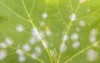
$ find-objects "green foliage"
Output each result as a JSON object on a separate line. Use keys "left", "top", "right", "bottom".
{"left": 0, "top": 0, "right": 100, "bottom": 63}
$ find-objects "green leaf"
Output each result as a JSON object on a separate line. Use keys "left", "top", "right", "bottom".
{"left": 0, "top": 0, "right": 100, "bottom": 63}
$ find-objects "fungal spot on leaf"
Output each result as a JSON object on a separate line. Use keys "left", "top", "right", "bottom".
{"left": 72, "top": 41, "right": 80, "bottom": 49}
{"left": 5, "top": 38, "right": 13, "bottom": 46}
{"left": 32, "top": 27, "right": 40, "bottom": 40}
{"left": 92, "top": 41, "right": 99, "bottom": 47}
{"left": 16, "top": 49, "right": 26, "bottom": 62}
{"left": 42, "top": 40, "right": 48, "bottom": 48}
{"left": 16, "top": 25, "right": 25, "bottom": 33}
{"left": 31, "top": 52, "right": 37, "bottom": 59}
{"left": 29, "top": 37, "right": 38, "bottom": 45}
{"left": 45, "top": 26, "right": 52, "bottom": 36}
{"left": 40, "top": 21, "right": 46, "bottom": 27}
{"left": 39, "top": 31, "right": 45, "bottom": 39}
{"left": 18, "top": 55, "right": 26, "bottom": 63}
{"left": 60, "top": 43, "right": 67, "bottom": 52}
{"left": 79, "top": 20, "right": 86, "bottom": 27}
{"left": 69, "top": 14, "right": 77, "bottom": 21}
{"left": 79, "top": 0, "right": 86, "bottom": 4}
{"left": 0, "top": 43, "right": 7, "bottom": 49}
{"left": 0, "top": 0, "right": 100, "bottom": 63}
{"left": 71, "top": 33, "right": 79, "bottom": 41}
{"left": 62, "top": 34, "right": 68, "bottom": 42}
{"left": 87, "top": 49, "right": 98, "bottom": 62}
{"left": 16, "top": 49, "right": 24, "bottom": 56}
{"left": 34, "top": 46, "right": 42, "bottom": 56}
{"left": 0, "top": 50, "right": 7, "bottom": 61}
{"left": 41, "top": 12, "right": 48, "bottom": 19}
{"left": 89, "top": 28, "right": 97, "bottom": 43}
{"left": 22, "top": 44, "right": 31, "bottom": 52}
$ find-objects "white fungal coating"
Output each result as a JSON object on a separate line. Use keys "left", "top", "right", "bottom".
{"left": 40, "top": 21, "right": 46, "bottom": 27}
{"left": 5, "top": 38, "right": 13, "bottom": 46}
{"left": 16, "top": 49, "right": 24, "bottom": 56}
{"left": 22, "top": 44, "right": 31, "bottom": 52}
{"left": 32, "top": 27, "right": 40, "bottom": 41}
{"left": 18, "top": 55, "right": 26, "bottom": 62}
{"left": 16, "top": 49, "right": 26, "bottom": 62}
{"left": 93, "top": 42, "right": 99, "bottom": 47}
{"left": 45, "top": 28, "right": 52, "bottom": 36}
{"left": 31, "top": 53, "right": 37, "bottom": 59}
{"left": 0, "top": 50, "right": 7, "bottom": 61}
{"left": 29, "top": 37, "right": 37, "bottom": 45}
{"left": 89, "top": 28, "right": 97, "bottom": 43}
{"left": 60, "top": 43, "right": 67, "bottom": 52}
{"left": 0, "top": 43, "right": 7, "bottom": 49}
{"left": 90, "top": 28, "right": 97, "bottom": 35}
{"left": 79, "top": 0, "right": 86, "bottom": 4}
{"left": 34, "top": 46, "right": 42, "bottom": 54}
{"left": 71, "top": 33, "right": 79, "bottom": 41}
{"left": 41, "top": 12, "right": 48, "bottom": 19}
{"left": 87, "top": 49, "right": 98, "bottom": 62}
{"left": 16, "top": 25, "right": 24, "bottom": 33}
{"left": 39, "top": 31, "right": 45, "bottom": 39}
{"left": 69, "top": 14, "right": 77, "bottom": 21}
{"left": 79, "top": 20, "right": 86, "bottom": 27}
{"left": 72, "top": 41, "right": 80, "bottom": 49}
{"left": 32, "top": 27, "right": 39, "bottom": 36}
{"left": 42, "top": 40, "right": 48, "bottom": 48}
{"left": 34, "top": 46, "right": 42, "bottom": 56}
{"left": 62, "top": 34, "right": 68, "bottom": 42}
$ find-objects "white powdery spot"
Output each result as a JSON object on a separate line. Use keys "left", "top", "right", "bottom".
{"left": 72, "top": 41, "right": 80, "bottom": 49}
{"left": 41, "top": 12, "right": 48, "bottom": 19}
{"left": 22, "top": 44, "right": 31, "bottom": 52}
{"left": 69, "top": 13, "right": 77, "bottom": 21}
{"left": 34, "top": 46, "right": 42, "bottom": 53}
{"left": 79, "top": 20, "right": 86, "bottom": 27}
{"left": 40, "top": 21, "right": 46, "bottom": 27}
{"left": 90, "top": 28, "right": 97, "bottom": 35}
{"left": 43, "top": 40, "right": 48, "bottom": 48}
{"left": 32, "top": 27, "right": 40, "bottom": 40}
{"left": 16, "top": 25, "right": 24, "bottom": 33}
{"left": 0, "top": 43, "right": 7, "bottom": 49}
{"left": 5, "top": 38, "right": 13, "bottom": 46}
{"left": 87, "top": 49, "right": 98, "bottom": 62}
{"left": 93, "top": 42, "right": 99, "bottom": 47}
{"left": 0, "top": 50, "right": 7, "bottom": 61}
{"left": 34, "top": 46, "right": 42, "bottom": 56}
{"left": 89, "top": 28, "right": 97, "bottom": 43}
{"left": 16, "top": 49, "right": 24, "bottom": 56}
{"left": 39, "top": 31, "right": 45, "bottom": 39}
{"left": 62, "top": 34, "right": 68, "bottom": 42}
{"left": 31, "top": 53, "right": 37, "bottom": 59}
{"left": 29, "top": 37, "right": 37, "bottom": 45}
{"left": 18, "top": 55, "right": 26, "bottom": 63}
{"left": 71, "top": 33, "right": 79, "bottom": 41}
{"left": 89, "top": 36, "right": 96, "bottom": 43}
{"left": 60, "top": 43, "right": 67, "bottom": 52}
{"left": 79, "top": 0, "right": 86, "bottom": 4}
{"left": 45, "top": 28, "right": 52, "bottom": 36}
{"left": 16, "top": 49, "right": 26, "bottom": 62}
